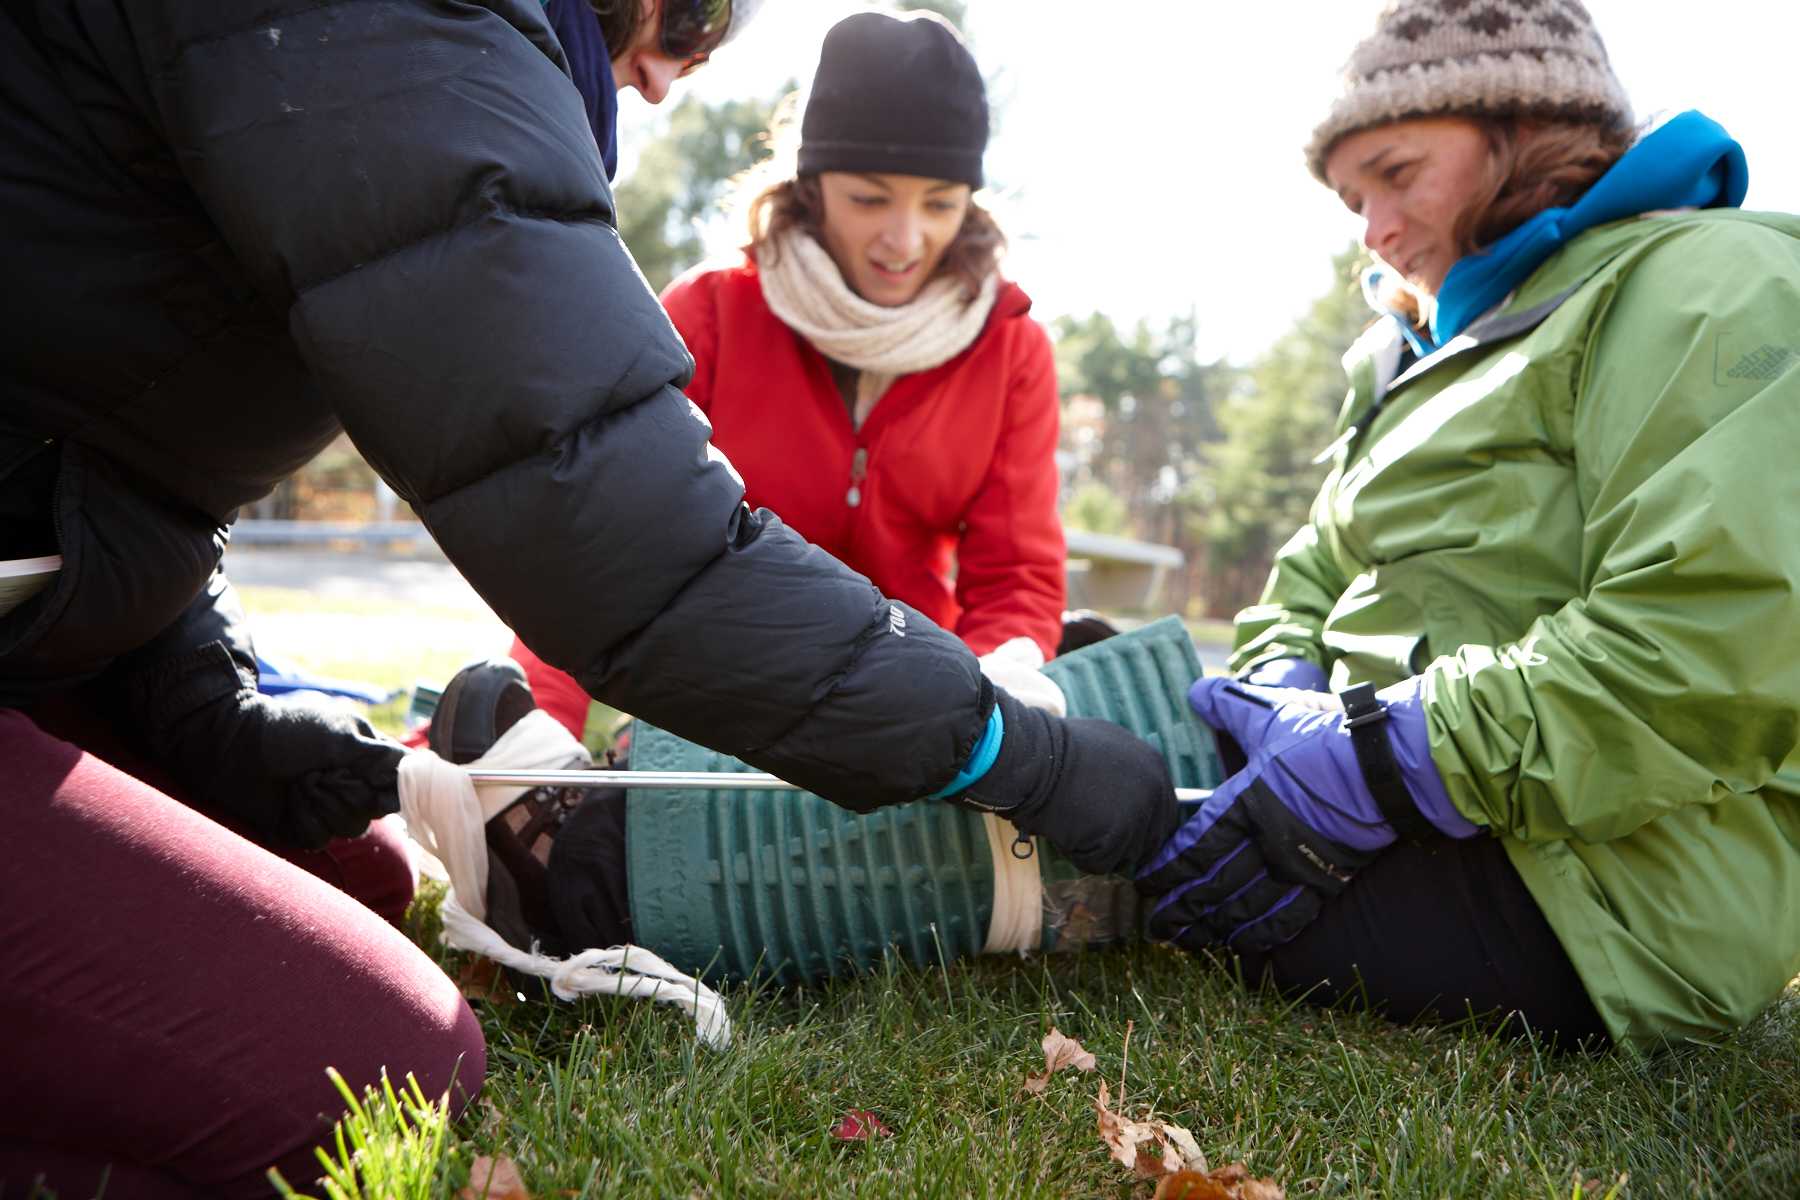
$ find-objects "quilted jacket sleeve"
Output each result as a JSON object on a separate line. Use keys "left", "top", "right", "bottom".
{"left": 127, "top": 0, "right": 985, "bottom": 808}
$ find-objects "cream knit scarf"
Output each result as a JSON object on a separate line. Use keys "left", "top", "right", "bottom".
{"left": 758, "top": 230, "right": 1000, "bottom": 427}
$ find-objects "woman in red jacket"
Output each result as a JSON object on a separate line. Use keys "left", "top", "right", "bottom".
{"left": 514, "top": 8, "right": 1068, "bottom": 738}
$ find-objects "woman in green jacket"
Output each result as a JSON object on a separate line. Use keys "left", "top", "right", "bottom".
{"left": 1140, "top": 0, "right": 1800, "bottom": 1051}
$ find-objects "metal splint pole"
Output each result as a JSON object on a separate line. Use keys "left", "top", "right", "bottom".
{"left": 466, "top": 768, "right": 1212, "bottom": 804}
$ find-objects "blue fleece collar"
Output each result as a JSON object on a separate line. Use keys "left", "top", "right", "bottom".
{"left": 1425, "top": 110, "right": 1748, "bottom": 348}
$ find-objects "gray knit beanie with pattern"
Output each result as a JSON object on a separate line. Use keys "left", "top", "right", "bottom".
{"left": 1306, "top": 0, "right": 1634, "bottom": 182}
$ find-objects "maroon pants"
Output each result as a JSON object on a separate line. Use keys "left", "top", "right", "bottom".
{"left": 0, "top": 706, "right": 486, "bottom": 1199}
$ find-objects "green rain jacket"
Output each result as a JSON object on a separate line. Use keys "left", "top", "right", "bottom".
{"left": 1232, "top": 210, "right": 1800, "bottom": 1050}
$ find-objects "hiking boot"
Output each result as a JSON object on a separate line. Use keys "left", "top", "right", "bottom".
{"left": 427, "top": 656, "right": 536, "bottom": 767}
{"left": 430, "top": 658, "right": 585, "bottom": 957}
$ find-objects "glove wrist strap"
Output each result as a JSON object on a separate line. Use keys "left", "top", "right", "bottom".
{"left": 926, "top": 703, "right": 1005, "bottom": 801}
{"left": 1339, "top": 683, "right": 1434, "bottom": 843}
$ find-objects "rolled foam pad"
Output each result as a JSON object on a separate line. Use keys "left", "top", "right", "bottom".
{"left": 1040, "top": 614, "right": 1222, "bottom": 793}
{"left": 625, "top": 615, "right": 1220, "bottom": 983}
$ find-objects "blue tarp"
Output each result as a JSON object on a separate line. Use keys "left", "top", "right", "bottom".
{"left": 255, "top": 653, "right": 396, "bottom": 706}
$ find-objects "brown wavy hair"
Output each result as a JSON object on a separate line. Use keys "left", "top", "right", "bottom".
{"left": 1455, "top": 116, "right": 1635, "bottom": 252}
{"left": 587, "top": 0, "right": 646, "bottom": 55}
{"left": 1385, "top": 115, "right": 1635, "bottom": 323}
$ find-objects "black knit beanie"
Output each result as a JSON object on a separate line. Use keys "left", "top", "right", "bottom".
{"left": 797, "top": 11, "right": 988, "bottom": 189}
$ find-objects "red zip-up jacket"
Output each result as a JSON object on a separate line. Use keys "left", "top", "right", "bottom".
{"left": 513, "top": 257, "right": 1066, "bottom": 738}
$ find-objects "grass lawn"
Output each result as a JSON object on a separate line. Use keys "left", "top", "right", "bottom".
{"left": 276, "top": 921, "right": 1800, "bottom": 1199}
{"left": 195, "top": 589, "right": 1800, "bottom": 1197}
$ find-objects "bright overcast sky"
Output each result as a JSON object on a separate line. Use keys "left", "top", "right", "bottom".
{"left": 620, "top": 0, "right": 1800, "bottom": 364}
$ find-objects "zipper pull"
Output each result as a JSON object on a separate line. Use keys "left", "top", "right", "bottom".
{"left": 1011, "top": 830, "right": 1035, "bottom": 861}
{"left": 846, "top": 446, "right": 868, "bottom": 508}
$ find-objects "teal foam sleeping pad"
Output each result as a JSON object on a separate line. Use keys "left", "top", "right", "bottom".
{"left": 624, "top": 616, "right": 1223, "bottom": 984}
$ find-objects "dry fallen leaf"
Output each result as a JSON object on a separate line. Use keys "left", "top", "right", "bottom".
{"left": 1161, "top": 1124, "right": 1209, "bottom": 1174}
{"left": 1154, "top": 1165, "right": 1287, "bottom": 1200}
{"left": 830, "top": 1109, "right": 894, "bottom": 1141}
{"left": 1096, "top": 1081, "right": 1208, "bottom": 1177}
{"left": 1023, "top": 1027, "right": 1098, "bottom": 1094}
{"left": 460, "top": 1154, "right": 530, "bottom": 1200}
{"left": 455, "top": 956, "right": 518, "bottom": 1007}
{"left": 1090, "top": 1024, "right": 1285, "bottom": 1198}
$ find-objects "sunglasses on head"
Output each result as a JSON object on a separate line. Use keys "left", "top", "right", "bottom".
{"left": 661, "top": 0, "right": 732, "bottom": 63}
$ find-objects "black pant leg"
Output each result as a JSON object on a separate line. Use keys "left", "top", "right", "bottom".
{"left": 1234, "top": 836, "right": 1610, "bottom": 1047}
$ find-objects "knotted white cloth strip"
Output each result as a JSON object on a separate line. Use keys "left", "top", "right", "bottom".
{"left": 980, "top": 812, "right": 1045, "bottom": 955}
{"left": 975, "top": 637, "right": 1057, "bottom": 953}
{"left": 437, "top": 896, "right": 731, "bottom": 1050}
{"left": 396, "top": 710, "right": 733, "bottom": 1049}
{"left": 398, "top": 710, "right": 586, "bottom": 922}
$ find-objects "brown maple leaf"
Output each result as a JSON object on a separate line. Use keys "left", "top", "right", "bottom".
{"left": 1023, "top": 1027, "right": 1098, "bottom": 1094}
{"left": 460, "top": 1154, "right": 530, "bottom": 1200}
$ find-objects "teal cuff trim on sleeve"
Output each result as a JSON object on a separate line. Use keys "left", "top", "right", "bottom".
{"left": 926, "top": 704, "right": 1004, "bottom": 800}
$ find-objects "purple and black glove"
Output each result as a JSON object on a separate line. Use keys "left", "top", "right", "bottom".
{"left": 1136, "top": 675, "right": 1479, "bottom": 953}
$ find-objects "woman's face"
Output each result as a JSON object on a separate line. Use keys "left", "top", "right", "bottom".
{"left": 816, "top": 172, "right": 972, "bottom": 307}
{"left": 1325, "top": 117, "right": 1495, "bottom": 297}
{"left": 611, "top": 0, "right": 707, "bottom": 104}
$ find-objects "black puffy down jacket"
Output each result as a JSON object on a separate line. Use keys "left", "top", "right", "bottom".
{"left": 0, "top": 0, "right": 986, "bottom": 808}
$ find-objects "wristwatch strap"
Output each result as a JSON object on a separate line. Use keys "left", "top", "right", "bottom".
{"left": 1339, "top": 683, "right": 1435, "bottom": 843}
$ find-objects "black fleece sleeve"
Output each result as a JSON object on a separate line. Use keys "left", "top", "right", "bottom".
{"left": 126, "top": 0, "right": 985, "bottom": 808}
{"left": 108, "top": 565, "right": 259, "bottom": 735}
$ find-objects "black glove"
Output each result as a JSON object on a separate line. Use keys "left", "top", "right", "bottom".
{"left": 944, "top": 686, "right": 1178, "bottom": 877}
{"left": 127, "top": 640, "right": 402, "bottom": 850}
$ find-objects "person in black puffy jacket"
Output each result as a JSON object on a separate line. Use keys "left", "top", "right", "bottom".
{"left": 0, "top": 2, "right": 1176, "bottom": 1194}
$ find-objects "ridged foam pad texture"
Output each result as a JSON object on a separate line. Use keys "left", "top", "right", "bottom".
{"left": 625, "top": 616, "right": 1220, "bottom": 983}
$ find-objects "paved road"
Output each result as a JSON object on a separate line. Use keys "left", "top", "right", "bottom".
{"left": 223, "top": 544, "right": 495, "bottom": 612}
